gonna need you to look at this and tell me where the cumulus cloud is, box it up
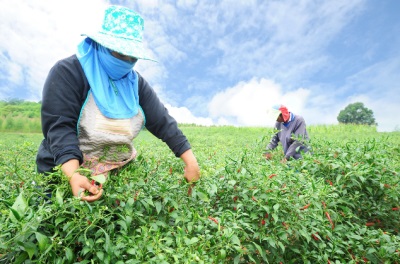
[208,78,311,127]
[0,0,109,100]
[165,104,213,126]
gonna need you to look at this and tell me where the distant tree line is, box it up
[0,99,378,132]
[0,99,41,118]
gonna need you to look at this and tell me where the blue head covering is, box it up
[76,37,139,119]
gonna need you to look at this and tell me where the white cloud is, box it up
[0,0,109,100]
[208,78,311,127]
[165,104,213,126]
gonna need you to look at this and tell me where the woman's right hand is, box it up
[69,173,103,202]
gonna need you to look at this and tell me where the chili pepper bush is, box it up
[0,125,399,263]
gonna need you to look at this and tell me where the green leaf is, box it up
[22,241,37,259]
[127,248,136,254]
[349,234,363,240]
[336,174,342,185]
[234,255,241,264]
[272,213,279,223]
[273,203,280,211]
[13,252,29,264]
[278,241,285,253]
[291,248,301,254]
[144,198,154,207]
[117,220,127,232]
[189,237,199,244]
[97,251,105,260]
[91,174,107,184]
[55,217,66,226]
[55,188,63,206]
[65,247,74,262]
[35,232,49,252]
[298,229,310,243]
[9,207,21,222]
[267,237,276,248]
[196,190,209,202]
[252,242,268,263]
[228,180,237,186]
[9,192,28,222]
[230,234,241,246]
[155,201,162,214]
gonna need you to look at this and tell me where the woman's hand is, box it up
[180,149,200,196]
[184,165,200,196]
[184,163,200,183]
[62,159,103,202]
[263,152,273,160]
[69,173,103,202]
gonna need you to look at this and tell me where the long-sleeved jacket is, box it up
[266,114,309,160]
[36,55,190,173]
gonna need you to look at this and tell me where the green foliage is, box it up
[0,100,41,133]
[0,127,399,263]
[337,102,377,126]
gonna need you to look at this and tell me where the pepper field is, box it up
[0,125,399,263]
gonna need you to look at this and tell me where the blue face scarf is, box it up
[76,38,139,119]
[98,45,136,80]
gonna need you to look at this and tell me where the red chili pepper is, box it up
[91,180,95,185]
[261,219,266,225]
[208,216,218,224]
[326,180,333,186]
[312,233,319,241]
[300,203,311,210]
[233,196,238,202]
[366,222,375,226]
[265,213,269,218]
[282,222,288,229]
[392,207,399,211]
[252,196,258,202]
[325,212,334,229]
[322,201,327,209]
[269,174,277,179]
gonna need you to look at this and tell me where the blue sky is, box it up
[1,0,399,131]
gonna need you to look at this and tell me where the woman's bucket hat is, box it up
[82,5,156,61]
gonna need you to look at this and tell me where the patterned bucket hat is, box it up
[82,5,156,61]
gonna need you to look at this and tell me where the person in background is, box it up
[264,104,310,162]
[36,5,200,202]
